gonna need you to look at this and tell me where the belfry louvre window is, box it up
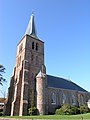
[51,93,56,104]
[32,41,34,49]
[36,43,38,51]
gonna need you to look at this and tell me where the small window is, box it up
[32,41,34,49]
[19,56,21,66]
[36,43,38,51]
[17,56,21,67]
[17,58,19,67]
[31,73,34,78]
[31,54,34,62]
[51,93,56,104]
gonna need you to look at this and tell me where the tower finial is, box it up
[32,11,34,16]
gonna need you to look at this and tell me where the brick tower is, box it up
[36,65,48,115]
[5,14,46,116]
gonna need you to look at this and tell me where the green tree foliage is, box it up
[80,104,90,114]
[55,104,80,115]
[0,64,6,85]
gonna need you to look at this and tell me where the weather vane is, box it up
[32,11,35,15]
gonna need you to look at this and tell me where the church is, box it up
[5,14,90,116]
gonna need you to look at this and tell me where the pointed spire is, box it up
[25,13,38,38]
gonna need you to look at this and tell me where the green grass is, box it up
[1,113,90,119]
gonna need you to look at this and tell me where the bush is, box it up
[0,108,3,116]
[80,104,90,114]
[55,104,69,115]
[61,104,71,115]
[69,105,80,115]
[28,107,37,115]
[55,108,63,115]
[55,104,80,115]
[0,112,3,116]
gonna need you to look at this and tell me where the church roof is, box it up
[47,75,87,92]
[25,14,38,38]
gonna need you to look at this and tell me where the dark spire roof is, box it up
[25,13,38,38]
[47,75,87,92]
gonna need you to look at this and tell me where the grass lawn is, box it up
[0,113,90,119]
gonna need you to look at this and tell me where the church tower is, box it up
[5,14,46,116]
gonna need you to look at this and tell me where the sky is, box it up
[0,0,90,97]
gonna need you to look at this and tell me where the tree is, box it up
[0,65,6,85]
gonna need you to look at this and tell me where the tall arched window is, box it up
[62,93,66,104]
[80,95,84,105]
[72,94,76,105]
[51,93,56,104]
[32,41,34,49]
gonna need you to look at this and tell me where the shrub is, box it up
[28,107,37,115]
[0,108,3,116]
[55,104,70,115]
[61,104,71,115]
[55,108,64,115]
[0,112,3,116]
[55,104,80,115]
[69,105,80,115]
[80,104,90,114]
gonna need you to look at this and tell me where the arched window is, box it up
[62,93,66,104]
[80,95,84,105]
[72,94,76,105]
[51,93,56,104]
[36,43,38,51]
[32,41,34,49]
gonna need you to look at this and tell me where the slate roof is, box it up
[25,14,38,39]
[47,75,87,92]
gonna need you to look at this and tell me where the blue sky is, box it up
[0,0,90,96]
